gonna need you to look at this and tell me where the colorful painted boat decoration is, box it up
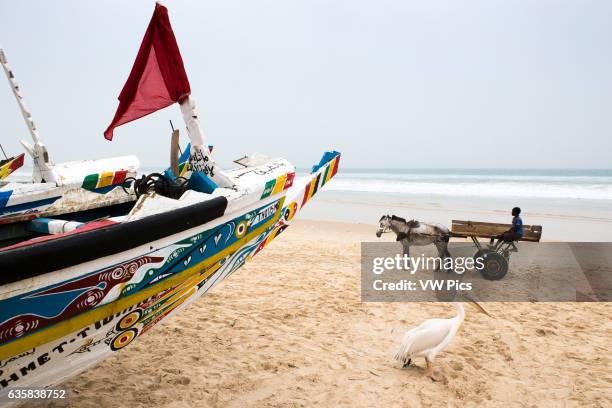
[0,3,340,402]
[0,153,24,181]
[0,49,139,226]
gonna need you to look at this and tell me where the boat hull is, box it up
[0,154,24,181]
[0,152,340,400]
[0,156,139,224]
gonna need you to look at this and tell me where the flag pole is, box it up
[179,95,235,188]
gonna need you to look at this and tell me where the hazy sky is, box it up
[0,0,610,169]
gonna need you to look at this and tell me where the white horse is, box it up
[376,215,451,263]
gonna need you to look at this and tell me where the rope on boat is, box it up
[123,173,188,199]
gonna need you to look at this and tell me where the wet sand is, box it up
[300,190,612,241]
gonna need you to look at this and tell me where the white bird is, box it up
[394,297,491,381]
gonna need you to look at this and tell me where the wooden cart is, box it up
[451,220,543,280]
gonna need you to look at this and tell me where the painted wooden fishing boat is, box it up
[0,48,139,226]
[0,153,24,181]
[0,3,340,401]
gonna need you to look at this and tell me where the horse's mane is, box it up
[390,215,420,228]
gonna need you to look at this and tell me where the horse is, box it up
[376,215,452,268]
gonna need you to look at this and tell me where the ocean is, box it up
[325,169,612,200]
[296,168,612,240]
[5,167,612,239]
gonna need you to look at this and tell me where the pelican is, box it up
[394,296,491,381]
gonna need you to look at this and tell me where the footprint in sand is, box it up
[447,361,464,379]
[465,357,482,370]
[449,361,464,371]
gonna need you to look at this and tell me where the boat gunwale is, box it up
[0,195,228,284]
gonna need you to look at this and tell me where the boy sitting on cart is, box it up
[490,207,523,250]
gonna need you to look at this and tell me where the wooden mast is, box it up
[0,48,56,183]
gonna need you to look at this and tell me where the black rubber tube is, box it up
[0,196,228,284]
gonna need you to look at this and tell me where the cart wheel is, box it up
[473,249,487,262]
[479,251,509,280]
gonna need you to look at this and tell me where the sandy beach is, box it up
[32,220,611,408]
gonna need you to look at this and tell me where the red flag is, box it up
[104,3,191,140]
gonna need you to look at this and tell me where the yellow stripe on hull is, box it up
[325,157,337,184]
[272,174,287,195]
[96,171,115,188]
